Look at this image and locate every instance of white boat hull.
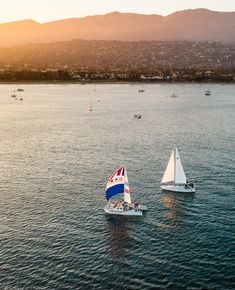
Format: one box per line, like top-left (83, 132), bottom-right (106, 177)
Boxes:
top-left (104, 203), bottom-right (143, 216)
top-left (161, 184), bottom-right (195, 193)
top-left (104, 208), bottom-right (143, 216)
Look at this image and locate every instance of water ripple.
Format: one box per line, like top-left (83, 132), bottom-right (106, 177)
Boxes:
top-left (0, 84), bottom-right (234, 289)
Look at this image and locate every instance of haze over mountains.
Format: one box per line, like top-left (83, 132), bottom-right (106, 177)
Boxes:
top-left (0, 9), bottom-right (234, 46)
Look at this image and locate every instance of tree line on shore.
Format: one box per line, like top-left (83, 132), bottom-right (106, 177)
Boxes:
top-left (0, 68), bottom-right (234, 82)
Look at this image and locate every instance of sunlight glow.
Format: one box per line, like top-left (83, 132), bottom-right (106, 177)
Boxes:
top-left (0, 0), bottom-right (234, 23)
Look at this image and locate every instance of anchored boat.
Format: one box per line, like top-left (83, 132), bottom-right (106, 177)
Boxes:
top-left (205, 89), bottom-right (211, 96)
top-left (160, 148), bottom-right (195, 193)
top-left (104, 166), bottom-right (147, 216)
top-left (11, 90), bottom-right (17, 98)
top-left (170, 87), bottom-right (177, 98)
top-left (134, 114), bottom-right (142, 119)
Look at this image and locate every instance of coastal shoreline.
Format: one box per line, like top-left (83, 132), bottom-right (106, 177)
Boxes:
top-left (0, 80), bottom-right (234, 85)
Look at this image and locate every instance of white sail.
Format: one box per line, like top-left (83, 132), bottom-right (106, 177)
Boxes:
top-left (123, 167), bottom-right (131, 204)
top-left (161, 150), bottom-right (175, 184)
top-left (174, 148), bottom-right (187, 184)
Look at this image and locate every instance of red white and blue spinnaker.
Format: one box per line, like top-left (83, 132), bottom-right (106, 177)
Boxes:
top-left (106, 166), bottom-right (131, 204)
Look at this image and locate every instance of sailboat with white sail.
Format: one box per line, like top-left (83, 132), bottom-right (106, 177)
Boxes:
top-left (88, 88), bottom-right (94, 112)
top-left (104, 166), bottom-right (147, 216)
top-left (88, 100), bottom-right (92, 112)
top-left (170, 87), bottom-right (177, 98)
top-left (88, 90), bottom-right (93, 111)
top-left (160, 148), bottom-right (195, 193)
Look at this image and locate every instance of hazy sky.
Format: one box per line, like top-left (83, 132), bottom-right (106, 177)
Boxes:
top-left (0, 0), bottom-right (235, 23)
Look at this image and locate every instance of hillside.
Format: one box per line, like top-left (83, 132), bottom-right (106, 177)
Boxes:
top-left (0, 9), bottom-right (234, 46)
top-left (0, 40), bottom-right (234, 70)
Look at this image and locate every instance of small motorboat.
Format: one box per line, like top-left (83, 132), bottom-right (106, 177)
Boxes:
top-left (138, 89), bottom-right (145, 93)
top-left (17, 88), bottom-right (24, 92)
top-left (134, 114), bottom-right (142, 119)
top-left (205, 89), bottom-right (211, 96)
top-left (11, 90), bottom-right (17, 98)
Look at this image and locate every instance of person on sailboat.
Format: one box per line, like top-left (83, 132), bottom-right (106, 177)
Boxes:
top-left (123, 202), bottom-right (128, 211)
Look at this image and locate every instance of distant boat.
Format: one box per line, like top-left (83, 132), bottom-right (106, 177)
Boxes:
top-left (134, 114), bottom-right (142, 119)
top-left (88, 90), bottom-right (93, 111)
top-left (97, 98), bottom-right (101, 102)
top-left (138, 89), bottom-right (145, 93)
top-left (104, 166), bottom-right (147, 216)
top-left (11, 90), bottom-right (17, 98)
top-left (160, 148), bottom-right (195, 193)
top-left (205, 89), bottom-right (211, 96)
top-left (170, 87), bottom-right (177, 98)
top-left (17, 88), bottom-right (24, 92)
top-left (19, 98), bottom-right (23, 101)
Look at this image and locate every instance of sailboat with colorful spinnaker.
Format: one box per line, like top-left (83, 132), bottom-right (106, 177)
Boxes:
top-left (104, 166), bottom-right (147, 216)
top-left (160, 148), bottom-right (195, 193)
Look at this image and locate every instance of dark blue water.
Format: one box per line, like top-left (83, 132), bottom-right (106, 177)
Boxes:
top-left (0, 84), bottom-right (234, 289)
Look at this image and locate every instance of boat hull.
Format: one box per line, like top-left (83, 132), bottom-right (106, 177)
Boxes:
top-left (104, 207), bottom-right (143, 216)
top-left (160, 184), bottom-right (195, 193)
top-left (104, 202), bottom-right (144, 216)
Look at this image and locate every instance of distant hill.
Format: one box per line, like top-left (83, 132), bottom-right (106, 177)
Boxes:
top-left (0, 9), bottom-right (234, 46)
top-left (0, 40), bottom-right (234, 70)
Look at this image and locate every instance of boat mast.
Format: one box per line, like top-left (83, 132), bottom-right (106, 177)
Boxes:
top-left (174, 148), bottom-right (176, 185)
top-left (123, 166), bottom-right (131, 204)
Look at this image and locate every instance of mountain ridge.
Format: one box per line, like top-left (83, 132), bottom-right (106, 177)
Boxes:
top-left (0, 9), bottom-right (234, 46)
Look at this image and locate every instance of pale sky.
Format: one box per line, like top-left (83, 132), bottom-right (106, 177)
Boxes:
top-left (0, 0), bottom-right (235, 23)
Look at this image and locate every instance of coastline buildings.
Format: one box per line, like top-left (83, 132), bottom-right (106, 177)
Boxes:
top-left (0, 40), bottom-right (234, 82)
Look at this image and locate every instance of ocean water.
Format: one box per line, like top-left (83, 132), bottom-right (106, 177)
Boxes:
top-left (0, 83), bottom-right (234, 290)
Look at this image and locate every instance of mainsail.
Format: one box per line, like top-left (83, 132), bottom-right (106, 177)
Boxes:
top-left (106, 167), bottom-right (125, 201)
top-left (174, 148), bottom-right (186, 184)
